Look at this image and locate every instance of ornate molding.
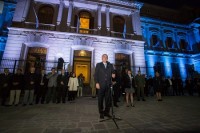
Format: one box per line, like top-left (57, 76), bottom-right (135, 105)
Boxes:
top-left (25, 31), bottom-right (52, 43)
top-left (103, 0), bottom-right (143, 10)
top-left (71, 35), bottom-right (97, 47)
top-left (112, 40), bottom-right (133, 50)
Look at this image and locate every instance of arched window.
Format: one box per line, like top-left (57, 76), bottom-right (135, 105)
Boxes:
top-left (38, 5), bottom-right (54, 24)
top-left (113, 16), bottom-right (125, 33)
top-left (180, 39), bottom-right (187, 50)
top-left (74, 11), bottom-right (94, 34)
top-left (166, 37), bottom-right (173, 48)
top-left (151, 35), bottom-right (158, 46)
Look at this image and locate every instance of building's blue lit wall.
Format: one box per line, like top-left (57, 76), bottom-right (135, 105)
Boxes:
top-left (141, 16), bottom-right (200, 80)
top-left (0, 1), bottom-right (16, 60)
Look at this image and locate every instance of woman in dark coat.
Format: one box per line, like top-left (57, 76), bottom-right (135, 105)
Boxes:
top-left (124, 69), bottom-right (135, 107)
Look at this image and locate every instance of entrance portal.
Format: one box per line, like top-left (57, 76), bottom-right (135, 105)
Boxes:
top-left (73, 50), bottom-right (91, 84)
top-left (26, 47), bottom-right (47, 74)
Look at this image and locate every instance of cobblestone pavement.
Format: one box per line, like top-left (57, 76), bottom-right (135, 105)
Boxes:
top-left (0, 96), bottom-right (200, 133)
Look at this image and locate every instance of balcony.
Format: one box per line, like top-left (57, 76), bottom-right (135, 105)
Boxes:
top-left (24, 22), bottom-right (56, 31)
top-left (110, 31), bottom-right (143, 41)
top-left (70, 26), bottom-right (98, 35)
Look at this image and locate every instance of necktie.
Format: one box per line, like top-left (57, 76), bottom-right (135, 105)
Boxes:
top-left (104, 63), bottom-right (107, 68)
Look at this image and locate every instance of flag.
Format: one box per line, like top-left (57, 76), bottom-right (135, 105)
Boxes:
top-left (76, 16), bottom-right (80, 33)
top-left (123, 22), bottom-right (126, 39)
top-left (0, 1), bottom-right (4, 14)
top-left (33, 6), bottom-right (39, 29)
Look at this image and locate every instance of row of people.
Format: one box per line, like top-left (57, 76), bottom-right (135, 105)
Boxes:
top-left (0, 67), bottom-right (85, 106)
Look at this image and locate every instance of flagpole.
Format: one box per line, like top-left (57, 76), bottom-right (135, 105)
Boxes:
top-left (76, 15), bottom-right (80, 33)
top-left (123, 21), bottom-right (126, 39)
top-left (33, 6), bottom-right (39, 30)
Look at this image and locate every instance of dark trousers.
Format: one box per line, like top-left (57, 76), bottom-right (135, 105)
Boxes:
top-left (68, 91), bottom-right (76, 101)
top-left (46, 87), bottom-right (57, 103)
top-left (137, 86), bottom-right (144, 100)
top-left (98, 84), bottom-right (111, 115)
top-left (113, 86), bottom-right (119, 105)
top-left (36, 85), bottom-right (47, 104)
top-left (1, 87), bottom-right (9, 106)
top-left (57, 86), bottom-right (66, 103)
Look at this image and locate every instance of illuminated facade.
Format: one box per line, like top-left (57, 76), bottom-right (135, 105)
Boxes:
top-left (0, 0), bottom-right (200, 81)
top-left (0, 0), bottom-right (16, 59)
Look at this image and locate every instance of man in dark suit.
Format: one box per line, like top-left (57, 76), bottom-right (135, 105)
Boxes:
top-left (94, 54), bottom-right (114, 119)
top-left (57, 69), bottom-right (68, 103)
top-left (0, 68), bottom-right (12, 106)
top-left (35, 69), bottom-right (48, 104)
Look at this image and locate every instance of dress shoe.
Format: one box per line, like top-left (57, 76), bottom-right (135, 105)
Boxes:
top-left (114, 104), bottom-right (119, 107)
top-left (137, 99), bottom-right (140, 101)
top-left (142, 99), bottom-right (146, 101)
top-left (104, 113), bottom-right (112, 118)
top-left (100, 114), bottom-right (104, 119)
top-left (131, 104), bottom-right (135, 107)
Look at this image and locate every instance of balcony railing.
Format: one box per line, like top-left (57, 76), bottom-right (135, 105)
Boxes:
top-left (70, 26), bottom-right (98, 35)
top-left (110, 31), bottom-right (143, 40)
top-left (24, 22), bottom-right (56, 31)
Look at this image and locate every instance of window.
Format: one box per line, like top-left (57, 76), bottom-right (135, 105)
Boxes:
top-left (113, 16), bottom-right (125, 33)
top-left (151, 35), bottom-right (158, 46)
top-left (166, 37), bottom-right (173, 48)
top-left (180, 39), bottom-right (187, 50)
top-left (74, 11), bottom-right (94, 34)
top-left (38, 6), bottom-right (54, 24)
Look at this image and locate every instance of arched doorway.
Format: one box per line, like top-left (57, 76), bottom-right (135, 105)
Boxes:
top-left (25, 47), bottom-right (47, 74)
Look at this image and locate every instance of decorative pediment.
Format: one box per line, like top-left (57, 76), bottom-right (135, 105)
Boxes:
top-left (113, 40), bottom-right (133, 50)
top-left (72, 35), bottom-right (97, 46)
top-left (25, 31), bottom-right (52, 43)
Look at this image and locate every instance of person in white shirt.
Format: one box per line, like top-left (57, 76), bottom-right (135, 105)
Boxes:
top-left (68, 72), bottom-right (79, 102)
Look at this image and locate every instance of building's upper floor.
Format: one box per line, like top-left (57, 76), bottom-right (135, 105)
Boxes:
top-left (12, 0), bottom-right (143, 41)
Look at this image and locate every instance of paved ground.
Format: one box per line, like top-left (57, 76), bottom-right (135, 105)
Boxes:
top-left (0, 96), bottom-right (200, 133)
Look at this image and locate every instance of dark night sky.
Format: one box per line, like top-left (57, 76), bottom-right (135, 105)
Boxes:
top-left (138, 0), bottom-right (200, 9)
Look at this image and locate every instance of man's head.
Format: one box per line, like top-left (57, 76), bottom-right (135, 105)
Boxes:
top-left (138, 70), bottom-right (141, 75)
top-left (102, 54), bottom-right (108, 63)
top-left (156, 71), bottom-right (160, 77)
top-left (17, 68), bottom-right (22, 74)
top-left (61, 69), bottom-right (65, 74)
top-left (30, 67), bottom-right (35, 73)
top-left (41, 69), bottom-right (45, 74)
top-left (4, 68), bottom-right (9, 74)
top-left (51, 67), bottom-right (56, 74)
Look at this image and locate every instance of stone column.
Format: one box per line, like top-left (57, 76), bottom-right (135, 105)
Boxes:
top-left (97, 4), bottom-right (102, 35)
top-left (105, 5), bottom-right (110, 35)
top-left (67, 0), bottom-right (73, 27)
top-left (173, 30), bottom-right (178, 49)
top-left (57, 0), bottom-right (64, 25)
top-left (22, 0), bottom-right (31, 21)
top-left (131, 11), bottom-right (136, 34)
top-left (160, 27), bottom-right (165, 48)
top-left (131, 10), bottom-right (142, 35)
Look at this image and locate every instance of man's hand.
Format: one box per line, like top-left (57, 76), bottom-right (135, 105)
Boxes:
top-left (96, 83), bottom-right (100, 89)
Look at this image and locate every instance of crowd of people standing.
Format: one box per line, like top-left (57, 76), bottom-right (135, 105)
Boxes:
top-left (0, 67), bottom-right (85, 106)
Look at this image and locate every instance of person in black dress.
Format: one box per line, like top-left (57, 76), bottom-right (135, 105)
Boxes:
top-left (153, 71), bottom-right (162, 101)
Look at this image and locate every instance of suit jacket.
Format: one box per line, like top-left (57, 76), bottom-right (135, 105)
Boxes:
top-left (94, 62), bottom-right (114, 88)
top-left (11, 73), bottom-right (24, 90)
top-left (24, 72), bottom-right (37, 90)
top-left (0, 73), bottom-right (12, 89)
top-left (124, 74), bottom-right (135, 88)
top-left (46, 73), bottom-right (58, 87)
top-left (57, 74), bottom-right (68, 88)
